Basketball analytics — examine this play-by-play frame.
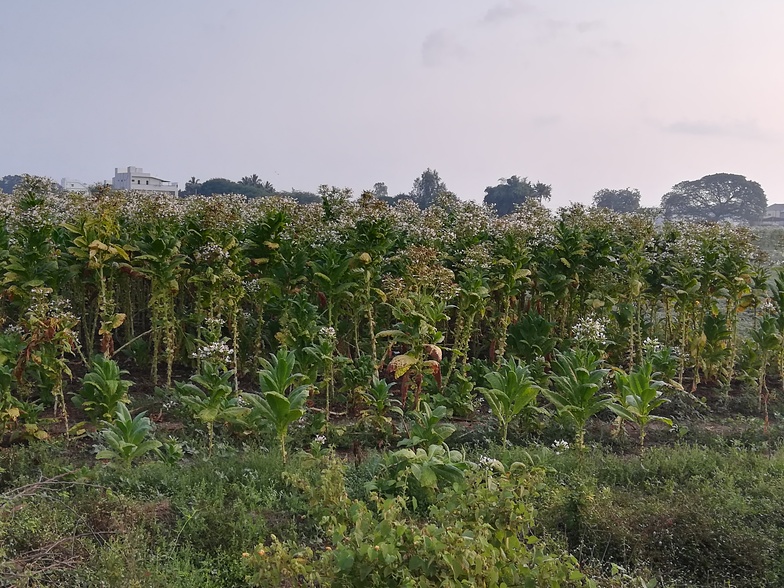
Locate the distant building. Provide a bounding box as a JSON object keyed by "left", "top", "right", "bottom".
{"left": 112, "top": 166, "right": 178, "bottom": 196}
{"left": 60, "top": 178, "right": 90, "bottom": 194}
{"left": 765, "top": 204, "right": 784, "bottom": 219}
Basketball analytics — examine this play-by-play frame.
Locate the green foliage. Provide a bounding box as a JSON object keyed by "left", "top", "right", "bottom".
{"left": 409, "top": 168, "right": 449, "bottom": 209}
{"left": 358, "top": 376, "right": 402, "bottom": 439}
{"left": 369, "top": 443, "right": 470, "bottom": 503}
{"left": 483, "top": 175, "right": 552, "bottom": 216}
{"left": 398, "top": 401, "right": 455, "bottom": 448}
{"left": 96, "top": 402, "right": 162, "bottom": 465}
{"left": 176, "top": 361, "right": 245, "bottom": 454}
{"left": 592, "top": 188, "right": 641, "bottom": 213}
{"left": 478, "top": 358, "right": 544, "bottom": 446}
{"left": 507, "top": 310, "right": 557, "bottom": 362}
{"left": 73, "top": 354, "right": 133, "bottom": 422}
{"left": 609, "top": 361, "right": 673, "bottom": 449}
{"left": 246, "top": 453, "right": 588, "bottom": 587}
{"left": 661, "top": 172, "right": 767, "bottom": 223}
{"left": 199, "top": 176, "right": 275, "bottom": 198}
{"left": 536, "top": 446, "right": 784, "bottom": 587}
{"left": 545, "top": 349, "right": 612, "bottom": 449}
{"left": 242, "top": 349, "right": 310, "bottom": 462}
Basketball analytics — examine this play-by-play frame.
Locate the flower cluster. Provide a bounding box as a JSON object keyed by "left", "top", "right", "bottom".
{"left": 194, "top": 243, "right": 231, "bottom": 264}
{"left": 573, "top": 315, "right": 608, "bottom": 347}
{"left": 478, "top": 455, "right": 502, "bottom": 469}
{"left": 191, "top": 341, "right": 233, "bottom": 364}
{"left": 642, "top": 337, "right": 663, "bottom": 355}
{"left": 318, "top": 326, "right": 336, "bottom": 341}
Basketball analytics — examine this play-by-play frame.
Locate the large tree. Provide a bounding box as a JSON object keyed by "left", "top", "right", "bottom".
{"left": 410, "top": 168, "right": 449, "bottom": 209}
{"left": 372, "top": 182, "right": 389, "bottom": 200}
{"left": 483, "top": 176, "right": 551, "bottom": 216}
{"left": 592, "top": 188, "right": 641, "bottom": 213}
{"left": 199, "top": 177, "right": 275, "bottom": 199}
{"left": 0, "top": 175, "right": 24, "bottom": 194}
{"left": 661, "top": 173, "right": 767, "bottom": 223}
{"left": 183, "top": 176, "right": 201, "bottom": 196}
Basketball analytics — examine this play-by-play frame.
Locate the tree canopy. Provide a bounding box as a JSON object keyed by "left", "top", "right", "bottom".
{"left": 483, "top": 176, "right": 551, "bottom": 216}
{"left": 0, "top": 175, "right": 23, "bottom": 194}
{"left": 198, "top": 177, "right": 276, "bottom": 199}
{"left": 592, "top": 188, "right": 641, "bottom": 213}
{"left": 410, "top": 168, "right": 449, "bottom": 209}
{"left": 661, "top": 173, "right": 767, "bottom": 223}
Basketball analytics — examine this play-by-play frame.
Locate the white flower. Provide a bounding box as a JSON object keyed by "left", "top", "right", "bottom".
{"left": 642, "top": 337, "right": 662, "bottom": 354}
{"left": 573, "top": 315, "right": 608, "bottom": 346}
{"left": 478, "top": 455, "right": 501, "bottom": 470}
{"left": 319, "top": 326, "right": 336, "bottom": 340}
{"left": 191, "top": 341, "right": 233, "bottom": 364}
{"left": 552, "top": 440, "right": 570, "bottom": 454}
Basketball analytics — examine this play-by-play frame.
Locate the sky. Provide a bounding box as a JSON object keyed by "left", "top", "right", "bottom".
{"left": 2, "top": 0, "right": 783, "bottom": 208}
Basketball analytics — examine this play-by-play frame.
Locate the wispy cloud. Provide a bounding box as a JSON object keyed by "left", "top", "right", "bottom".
{"left": 421, "top": 30, "right": 467, "bottom": 68}
{"left": 660, "top": 119, "right": 771, "bottom": 141}
{"left": 482, "top": 1, "right": 535, "bottom": 25}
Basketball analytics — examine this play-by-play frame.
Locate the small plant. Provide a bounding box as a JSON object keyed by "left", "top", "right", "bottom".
{"left": 72, "top": 354, "right": 133, "bottom": 422}
{"left": 158, "top": 436, "right": 185, "bottom": 464}
{"left": 544, "top": 349, "right": 612, "bottom": 450}
{"left": 96, "top": 402, "right": 162, "bottom": 465}
{"left": 610, "top": 360, "right": 673, "bottom": 450}
{"left": 477, "top": 358, "right": 544, "bottom": 447}
{"left": 367, "top": 443, "right": 469, "bottom": 502}
{"left": 242, "top": 349, "right": 310, "bottom": 463}
{"left": 397, "top": 401, "right": 455, "bottom": 448}
{"left": 359, "top": 376, "right": 402, "bottom": 439}
{"left": 176, "top": 361, "right": 245, "bottom": 454}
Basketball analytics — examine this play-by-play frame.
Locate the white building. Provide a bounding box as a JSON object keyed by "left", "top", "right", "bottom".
{"left": 765, "top": 204, "right": 784, "bottom": 219}
{"left": 112, "top": 166, "right": 178, "bottom": 196}
{"left": 60, "top": 178, "right": 90, "bottom": 194}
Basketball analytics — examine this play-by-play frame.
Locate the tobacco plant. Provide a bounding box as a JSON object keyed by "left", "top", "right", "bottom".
{"left": 478, "top": 358, "right": 543, "bottom": 447}
{"left": 242, "top": 349, "right": 310, "bottom": 463}
{"left": 610, "top": 360, "right": 672, "bottom": 450}
{"left": 545, "top": 349, "right": 612, "bottom": 450}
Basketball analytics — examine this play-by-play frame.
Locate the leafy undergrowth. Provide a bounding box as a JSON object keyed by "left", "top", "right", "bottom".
{"left": 2, "top": 426, "right": 784, "bottom": 586}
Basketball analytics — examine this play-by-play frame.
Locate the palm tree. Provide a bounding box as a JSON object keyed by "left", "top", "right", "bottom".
{"left": 184, "top": 177, "right": 201, "bottom": 195}
{"left": 240, "top": 174, "right": 261, "bottom": 187}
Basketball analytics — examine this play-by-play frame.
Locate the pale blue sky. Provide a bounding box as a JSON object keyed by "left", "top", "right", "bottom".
{"left": 2, "top": 1, "right": 783, "bottom": 206}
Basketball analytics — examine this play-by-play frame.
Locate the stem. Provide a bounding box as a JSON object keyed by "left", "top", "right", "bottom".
{"left": 280, "top": 432, "right": 287, "bottom": 464}
{"left": 576, "top": 427, "right": 585, "bottom": 451}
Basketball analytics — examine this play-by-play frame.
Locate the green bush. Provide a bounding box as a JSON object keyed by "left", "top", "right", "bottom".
{"left": 72, "top": 354, "right": 133, "bottom": 422}
{"left": 245, "top": 452, "right": 591, "bottom": 587}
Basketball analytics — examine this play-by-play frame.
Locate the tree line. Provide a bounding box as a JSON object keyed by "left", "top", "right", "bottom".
{"left": 0, "top": 169, "right": 770, "bottom": 223}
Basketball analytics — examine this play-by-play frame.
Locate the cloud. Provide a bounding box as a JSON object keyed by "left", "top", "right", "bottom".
{"left": 660, "top": 119, "right": 770, "bottom": 141}
{"left": 482, "top": 1, "right": 535, "bottom": 25}
{"left": 421, "top": 30, "right": 466, "bottom": 68}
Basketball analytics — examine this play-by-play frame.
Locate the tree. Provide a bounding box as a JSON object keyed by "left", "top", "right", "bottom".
{"left": 183, "top": 177, "right": 201, "bottom": 196}
{"left": 240, "top": 174, "right": 261, "bottom": 186}
{"left": 372, "top": 182, "right": 389, "bottom": 200}
{"left": 483, "top": 176, "right": 551, "bottom": 216}
{"left": 661, "top": 173, "right": 767, "bottom": 223}
{"left": 199, "top": 177, "right": 275, "bottom": 199}
{"left": 282, "top": 189, "right": 321, "bottom": 204}
{"left": 0, "top": 175, "right": 24, "bottom": 193}
{"left": 410, "top": 168, "right": 449, "bottom": 209}
{"left": 592, "top": 188, "right": 641, "bottom": 213}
